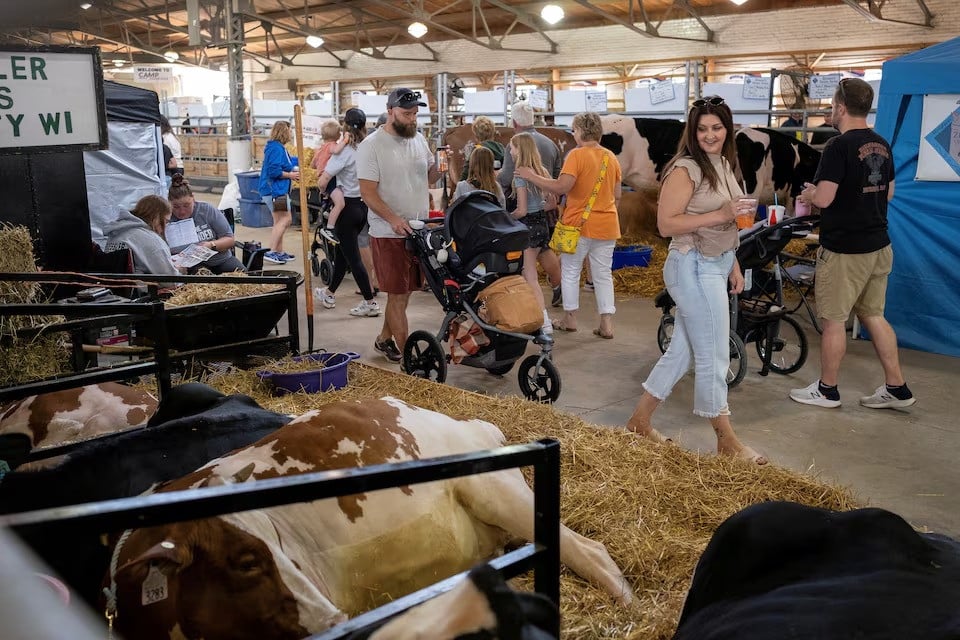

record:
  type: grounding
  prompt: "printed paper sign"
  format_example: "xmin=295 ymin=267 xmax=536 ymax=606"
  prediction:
xmin=300 ymin=114 xmax=327 ymax=149
xmin=649 ymin=81 xmax=676 ymax=106
xmin=742 ymin=76 xmax=771 ymax=101
xmin=918 ymin=94 xmax=960 ymax=181
xmin=0 ymin=47 xmax=107 ymax=152
xmin=133 ymin=66 xmax=172 ymax=83
xmin=528 ymin=88 xmax=548 ymax=110
xmin=585 ymin=90 xmax=607 ymax=112
xmin=808 ymin=74 xmax=842 ymax=100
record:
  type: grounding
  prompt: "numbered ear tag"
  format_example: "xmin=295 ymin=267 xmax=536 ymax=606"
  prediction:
xmin=141 ymin=565 xmax=169 ymax=606
xmin=743 ymin=268 xmax=753 ymax=292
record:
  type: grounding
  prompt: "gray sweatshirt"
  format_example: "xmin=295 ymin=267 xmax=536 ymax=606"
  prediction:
xmin=103 ymin=211 xmax=179 ymax=276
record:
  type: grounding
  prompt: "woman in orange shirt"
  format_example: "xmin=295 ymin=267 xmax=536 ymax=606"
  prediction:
xmin=516 ymin=111 xmax=621 ymax=338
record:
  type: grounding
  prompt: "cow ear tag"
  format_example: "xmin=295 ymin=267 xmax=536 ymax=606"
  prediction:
xmin=141 ymin=564 xmax=169 ymax=606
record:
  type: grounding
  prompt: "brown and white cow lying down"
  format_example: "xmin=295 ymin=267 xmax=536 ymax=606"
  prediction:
xmin=105 ymin=397 xmax=633 ymax=640
xmin=0 ymin=382 xmax=157 ymax=452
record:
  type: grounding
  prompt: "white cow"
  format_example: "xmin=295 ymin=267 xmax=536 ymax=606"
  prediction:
xmin=104 ymin=397 xmax=633 ymax=640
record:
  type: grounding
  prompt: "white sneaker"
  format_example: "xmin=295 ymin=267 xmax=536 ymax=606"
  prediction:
xmin=315 ymin=287 xmax=335 ymax=309
xmin=349 ymin=299 xmax=381 ymax=317
xmin=789 ymin=380 xmax=841 ymax=408
xmin=860 ymin=386 xmax=917 ymax=409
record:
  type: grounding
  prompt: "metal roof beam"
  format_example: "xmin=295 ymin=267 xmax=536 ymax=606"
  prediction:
xmin=569 ymin=0 xmax=713 ymax=42
xmin=839 ymin=0 xmax=933 ymax=27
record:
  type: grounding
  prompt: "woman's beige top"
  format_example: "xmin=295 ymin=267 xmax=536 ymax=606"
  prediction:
xmin=666 ymin=154 xmax=742 ymax=257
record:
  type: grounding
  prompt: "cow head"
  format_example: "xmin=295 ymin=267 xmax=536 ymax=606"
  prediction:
xmin=108 ymin=517 xmax=346 ymax=640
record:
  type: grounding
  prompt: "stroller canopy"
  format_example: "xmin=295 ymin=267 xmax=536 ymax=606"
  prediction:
xmin=445 ymin=190 xmax=529 ymax=265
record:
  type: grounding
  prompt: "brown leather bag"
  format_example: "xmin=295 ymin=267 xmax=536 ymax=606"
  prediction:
xmin=477 ymin=275 xmax=544 ymax=334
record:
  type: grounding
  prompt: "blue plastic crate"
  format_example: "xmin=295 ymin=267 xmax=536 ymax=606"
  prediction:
xmin=239 ymin=197 xmax=272 ymax=228
xmin=235 ymin=171 xmax=262 ymax=201
xmin=612 ymin=244 xmax=653 ymax=270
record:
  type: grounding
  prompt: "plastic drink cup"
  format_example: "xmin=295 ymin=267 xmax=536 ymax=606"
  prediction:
xmin=767 ymin=205 xmax=786 ymax=226
xmin=735 ymin=197 xmax=758 ymax=230
xmin=794 ymin=199 xmax=811 ymax=217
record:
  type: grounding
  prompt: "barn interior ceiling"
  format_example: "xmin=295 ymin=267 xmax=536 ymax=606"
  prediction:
xmin=0 ymin=0 xmax=935 ymax=71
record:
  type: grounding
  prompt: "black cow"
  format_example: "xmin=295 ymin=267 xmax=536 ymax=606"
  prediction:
xmin=734 ymin=128 xmax=821 ymax=212
xmin=0 ymin=382 xmax=291 ymax=606
xmin=674 ymin=501 xmax=960 ymax=640
xmin=599 ymin=115 xmax=685 ymax=188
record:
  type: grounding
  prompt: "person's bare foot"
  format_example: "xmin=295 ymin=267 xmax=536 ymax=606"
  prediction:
xmin=626 ymin=424 xmax=673 ymax=444
xmin=719 ymin=444 xmax=768 ymax=466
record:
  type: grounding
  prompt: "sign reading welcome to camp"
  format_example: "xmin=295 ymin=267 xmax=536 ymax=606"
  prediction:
xmin=0 ymin=46 xmax=108 ymax=154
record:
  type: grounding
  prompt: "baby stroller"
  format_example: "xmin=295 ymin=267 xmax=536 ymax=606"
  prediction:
xmin=309 ymin=193 xmax=351 ymax=285
xmin=404 ymin=190 xmax=561 ymax=403
xmin=654 ymin=215 xmax=820 ymax=388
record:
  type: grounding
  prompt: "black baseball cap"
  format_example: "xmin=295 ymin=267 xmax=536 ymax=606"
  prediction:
xmin=386 ymin=88 xmax=426 ymax=109
xmin=344 ymin=108 xmax=366 ymax=128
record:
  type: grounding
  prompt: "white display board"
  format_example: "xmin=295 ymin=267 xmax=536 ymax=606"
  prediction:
xmin=624 ymin=83 xmax=688 ymax=119
xmin=464 ymin=90 xmax=506 ymax=124
xmin=304 ymin=99 xmax=333 ymax=116
xmin=917 ymin=94 xmax=960 ymax=182
xmin=0 ymin=48 xmax=107 ymax=152
xmin=554 ymin=89 xmax=587 ymax=126
xmin=357 ymin=93 xmax=431 ymax=125
xmin=702 ymin=82 xmax=768 ymax=126
xmin=867 ymin=79 xmax=881 ymax=127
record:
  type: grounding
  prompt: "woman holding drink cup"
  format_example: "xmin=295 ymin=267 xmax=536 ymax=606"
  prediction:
xmin=623 ymin=96 xmax=767 ymax=465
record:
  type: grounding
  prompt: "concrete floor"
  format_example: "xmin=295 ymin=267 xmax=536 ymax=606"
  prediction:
xmin=210 ymin=194 xmax=959 ymax=538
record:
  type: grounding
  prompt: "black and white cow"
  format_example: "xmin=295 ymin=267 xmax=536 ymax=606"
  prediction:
xmin=674 ymin=501 xmax=960 ymax=640
xmin=734 ymin=127 xmax=821 ymax=213
xmin=599 ymin=114 xmax=685 ymax=188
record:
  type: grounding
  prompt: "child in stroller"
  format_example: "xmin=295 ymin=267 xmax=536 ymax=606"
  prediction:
xmin=404 ymin=190 xmax=562 ymax=403
xmin=655 ymin=215 xmax=820 ymax=387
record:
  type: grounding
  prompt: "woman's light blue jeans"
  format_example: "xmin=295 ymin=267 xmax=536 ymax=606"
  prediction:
xmin=643 ymin=248 xmax=735 ymax=418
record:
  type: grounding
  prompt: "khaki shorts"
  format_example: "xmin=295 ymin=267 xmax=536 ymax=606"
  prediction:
xmin=815 ymin=245 xmax=893 ymax=322
xmin=371 ymin=237 xmax=423 ymax=294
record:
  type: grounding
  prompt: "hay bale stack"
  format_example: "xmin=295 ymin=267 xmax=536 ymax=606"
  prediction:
xmin=200 ymin=362 xmax=858 ymax=639
xmin=0 ymin=224 xmax=67 ymax=386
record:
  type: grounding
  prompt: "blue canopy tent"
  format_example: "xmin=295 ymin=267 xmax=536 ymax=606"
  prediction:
xmin=875 ymin=37 xmax=960 ymax=358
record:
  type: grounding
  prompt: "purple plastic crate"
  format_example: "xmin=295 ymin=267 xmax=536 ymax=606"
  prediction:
xmin=611 ymin=245 xmax=653 ymax=270
xmin=257 ymin=352 xmax=360 ymax=395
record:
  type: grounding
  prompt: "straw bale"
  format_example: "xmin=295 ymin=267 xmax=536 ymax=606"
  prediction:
xmin=187 ymin=361 xmax=858 ymax=639
xmin=164 ymin=279 xmax=284 ymax=307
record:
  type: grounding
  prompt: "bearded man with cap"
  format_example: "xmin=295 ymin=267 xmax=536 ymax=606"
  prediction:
xmin=357 ymin=88 xmax=441 ymax=363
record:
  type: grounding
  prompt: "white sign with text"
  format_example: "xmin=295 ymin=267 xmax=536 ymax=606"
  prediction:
xmin=585 ymin=90 xmax=608 ymax=112
xmin=528 ymin=88 xmax=548 ymax=110
xmin=649 ymin=80 xmax=676 ymax=106
xmin=742 ymin=76 xmax=771 ymax=101
xmin=0 ymin=49 xmax=104 ymax=150
xmin=809 ymin=73 xmax=842 ymax=100
xmin=133 ymin=66 xmax=172 ymax=83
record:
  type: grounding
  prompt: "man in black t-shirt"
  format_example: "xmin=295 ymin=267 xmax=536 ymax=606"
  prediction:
xmin=789 ymin=78 xmax=916 ymax=411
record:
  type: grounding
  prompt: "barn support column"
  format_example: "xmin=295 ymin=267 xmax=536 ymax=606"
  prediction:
xmin=225 ymin=0 xmax=251 ymax=179
xmin=330 ymin=80 xmax=340 ymax=119
xmin=502 ymin=70 xmax=516 ymax=124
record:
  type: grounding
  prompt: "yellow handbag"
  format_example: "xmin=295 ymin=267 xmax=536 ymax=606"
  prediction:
xmin=548 ymin=152 xmax=610 ymax=254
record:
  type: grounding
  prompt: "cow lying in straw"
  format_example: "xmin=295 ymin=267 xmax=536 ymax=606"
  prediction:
xmin=103 ymin=397 xmax=633 ymax=639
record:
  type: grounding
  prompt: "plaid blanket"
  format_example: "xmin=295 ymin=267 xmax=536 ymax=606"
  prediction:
xmin=448 ymin=313 xmax=490 ymax=364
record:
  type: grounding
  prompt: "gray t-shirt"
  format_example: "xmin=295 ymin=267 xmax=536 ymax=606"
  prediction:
xmin=324 ymin=145 xmax=360 ymax=197
xmin=498 ymin=127 xmax=564 ymax=191
xmin=166 ymin=201 xmax=235 ymax=268
xmin=356 ymin=130 xmax=434 ymax=239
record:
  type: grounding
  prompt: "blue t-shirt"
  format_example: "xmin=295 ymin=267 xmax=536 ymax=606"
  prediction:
xmin=512 ymin=176 xmax=544 ymax=213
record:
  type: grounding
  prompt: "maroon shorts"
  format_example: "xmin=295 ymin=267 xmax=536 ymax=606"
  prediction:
xmin=371 ymin=237 xmax=423 ymax=294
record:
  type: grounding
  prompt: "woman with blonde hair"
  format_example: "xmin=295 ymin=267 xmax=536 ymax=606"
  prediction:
xmin=460 ymin=116 xmax=505 ymax=180
xmin=516 ymin=111 xmax=621 ymax=339
xmin=508 ymin=132 xmax=554 ymax=333
xmin=258 ymin=120 xmax=300 ymax=264
xmin=453 ymin=146 xmax=505 ymax=207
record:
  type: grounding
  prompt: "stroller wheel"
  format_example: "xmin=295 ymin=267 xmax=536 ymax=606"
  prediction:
xmin=486 ymin=362 xmax=515 ymax=376
xmin=727 ymin=332 xmax=748 ymax=388
xmin=310 ymin=253 xmax=320 ymax=277
xmin=657 ymin=315 xmax=675 ymax=354
xmin=756 ymin=315 xmax=807 ymax=375
xmin=319 ymin=258 xmax=333 ymax=285
xmin=518 ymin=355 xmax=561 ymax=404
xmin=402 ymin=330 xmax=447 ymax=383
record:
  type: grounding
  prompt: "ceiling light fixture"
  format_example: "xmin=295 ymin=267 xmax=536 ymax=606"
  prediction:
xmin=729 ymin=0 xmax=748 ymax=5
xmin=407 ymin=21 xmax=428 ymax=39
xmin=112 ymin=59 xmax=124 ymax=67
xmin=80 ymin=2 xmax=92 ymax=9
xmin=163 ymin=51 xmax=179 ymax=62
xmin=540 ymin=4 xmax=564 ymax=25
xmin=306 ymin=35 xmax=324 ymax=48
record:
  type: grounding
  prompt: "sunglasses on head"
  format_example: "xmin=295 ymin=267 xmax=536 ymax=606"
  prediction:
xmin=692 ymin=97 xmax=725 ymax=108
xmin=393 ymin=91 xmax=422 ymax=104
xmin=837 ymin=78 xmax=850 ymax=105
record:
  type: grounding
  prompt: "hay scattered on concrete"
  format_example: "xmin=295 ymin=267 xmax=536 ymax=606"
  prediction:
xmin=613 ymin=233 xmax=668 ymax=299
xmin=0 ymin=224 xmax=68 ymax=386
xmin=186 ymin=361 xmax=858 ymax=639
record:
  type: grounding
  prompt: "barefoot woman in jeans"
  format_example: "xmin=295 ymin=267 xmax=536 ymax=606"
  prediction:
xmin=624 ymin=97 xmax=767 ymax=465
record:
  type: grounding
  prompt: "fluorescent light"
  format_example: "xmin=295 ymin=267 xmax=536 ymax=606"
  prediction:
xmin=306 ymin=35 xmax=324 ymax=48
xmin=729 ymin=0 xmax=748 ymax=5
xmin=540 ymin=4 xmax=564 ymax=24
xmin=112 ymin=59 xmax=124 ymax=67
xmin=80 ymin=2 xmax=92 ymax=9
xmin=163 ymin=51 xmax=179 ymax=62
xmin=407 ymin=21 xmax=428 ymax=38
